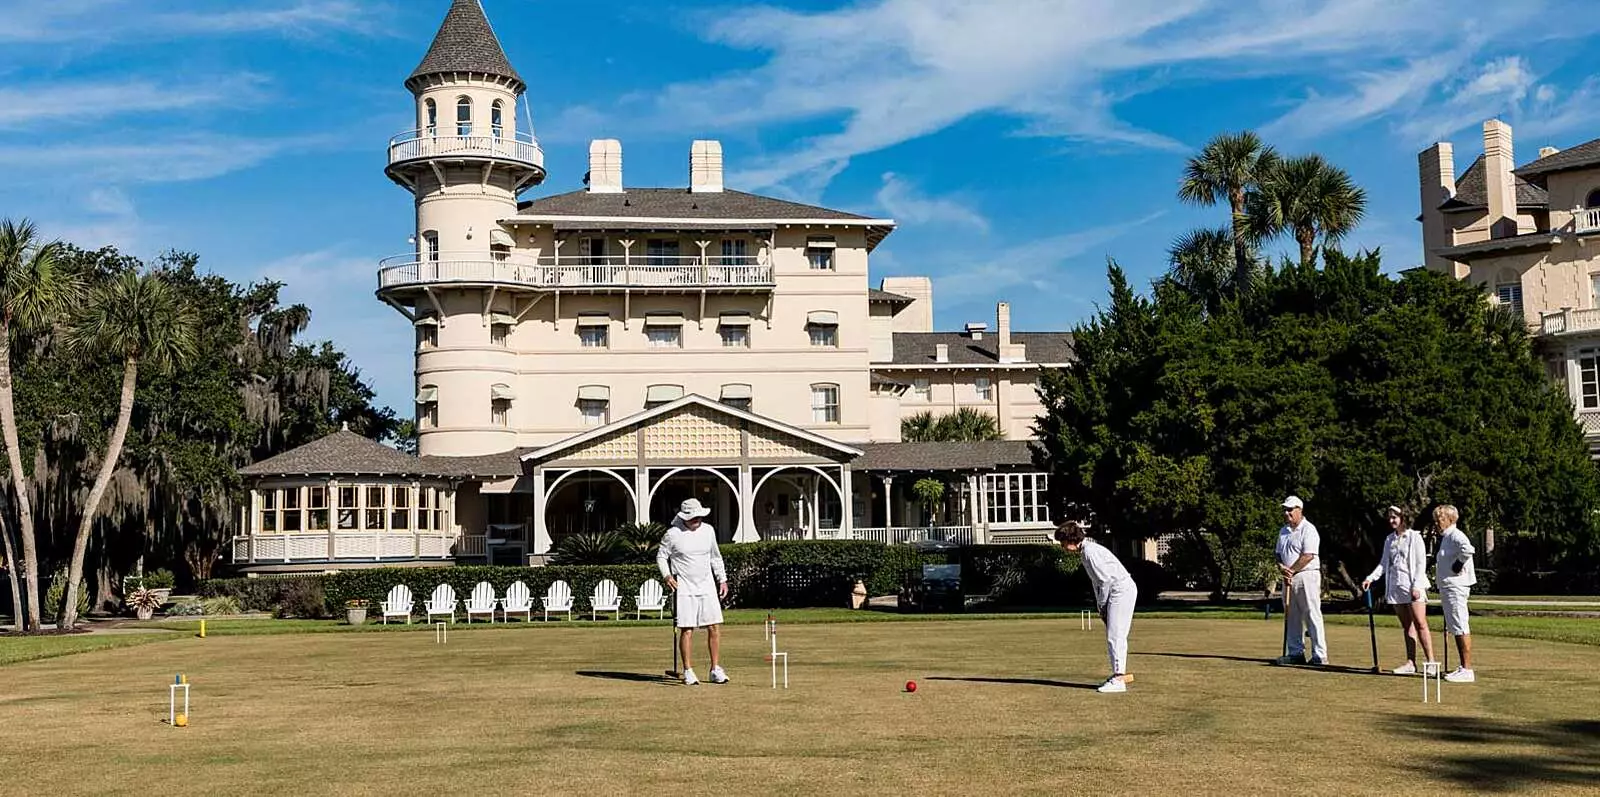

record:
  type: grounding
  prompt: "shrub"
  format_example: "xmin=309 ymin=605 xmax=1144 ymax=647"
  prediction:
xmin=199 ymin=575 xmax=324 ymax=613
xmin=613 ymin=522 xmax=668 ymax=564
xmin=125 ymin=587 xmax=166 ymax=614
xmin=275 ymin=579 xmax=327 ymax=619
xmin=719 ymin=540 xmax=940 ymax=608
xmin=200 ymin=596 xmax=242 ymax=615
xmin=143 ymin=569 xmax=175 ymax=590
xmin=959 ymin=545 xmax=1086 ymax=607
xmin=551 ymin=532 xmax=629 ymax=565
xmin=167 ymin=600 xmax=205 ymax=617
xmin=45 ymin=569 xmax=90 ymax=621
xmin=322 ymin=565 xmax=663 ymax=615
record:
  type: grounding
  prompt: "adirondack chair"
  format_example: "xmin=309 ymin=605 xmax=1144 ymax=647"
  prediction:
xmin=464 ymin=581 xmax=497 ymax=623
xmin=501 ymin=581 xmax=533 ymax=622
xmin=381 ymin=585 xmax=414 ymax=624
xmin=590 ymin=579 xmax=622 ymax=620
xmin=635 ymin=579 xmax=666 ymax=619
xmin=542 ymin=580 xmax=573 ymax=621
xmin=425 ymin=583 xmax=457 ymax=624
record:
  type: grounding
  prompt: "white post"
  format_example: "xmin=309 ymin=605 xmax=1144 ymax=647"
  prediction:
xmin=532 ymin=468 xmax=551 ymax=556
xmin=841 ymin=466 xmax=854 ymax=539
xmin=968 ymin=474 xmax=985 ymax=544
xmin=736 ymin=465 xmax=757 ymax=543
xmin=881 ymin=476 xmax=895 ymax=529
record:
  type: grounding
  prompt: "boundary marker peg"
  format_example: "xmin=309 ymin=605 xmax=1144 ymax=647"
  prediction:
xmin=767 ymin=616 xmax=788 ymax=689
xmin=434 ymin=621 xmax=448 ymax=644
xmin=1079 ymin=610 xmax=1092 ymax=631
xmin=169 ymin=674 xmax=190 ymax=727
xmin=1421 ymin=660 xmax=1442 ymax=703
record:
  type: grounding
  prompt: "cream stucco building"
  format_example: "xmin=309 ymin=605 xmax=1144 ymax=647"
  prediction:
xmin=231 ymin=0 xmax=1071 ymax=572
xmin=1419 ymin=118 xmax=1600 ymax=452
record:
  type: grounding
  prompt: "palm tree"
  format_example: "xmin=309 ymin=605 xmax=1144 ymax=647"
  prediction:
xmin=1167 ymin=227 xmax=1239 ymax=304
xmin=934 ymin=407 xmax=1004 ymax=441
xmin=1178 ymin=131 xmax=1279 ymax=290
xmin=900 ymin=411 xmax=938 ymax=442
xmin=58 ymin=269 xmax=196 ymax=629
xmin=0 ymin=219 xmax=76 ymax=631
xmin=1252 ymin=154 xmax=1368 ymax=268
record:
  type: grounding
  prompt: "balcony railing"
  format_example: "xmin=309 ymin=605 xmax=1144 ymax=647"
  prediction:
xmin=1578 ymin=208 xmax=1600 ymax=235
xmin=230 ymin=532 xmax=458 ymax=563
xmin=378 ymin=252 xmax=774 ymax=291
xmin=841 ymin=526 xmax=977 ymax=545
xmin=1540 ymin=307 xmax=1600 ymax=336
xmin=388 ymin=129 xmax=545 ymax=171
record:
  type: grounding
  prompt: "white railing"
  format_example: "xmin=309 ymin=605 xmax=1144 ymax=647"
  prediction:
xmin=1540 ymin=307 xmax=1600 ymax=336
xmin=456 ymin=535 xmax=486 ymax=557
xmin=388 ymin=129 xmax=544 ymax=170
xmin=1577 ymin=208 xmax=1600 ymax=234
xmin=853 ymin=526 xmax=976 ymax=545
xmin=230 ymin=532 xmax=458 ymax=563
xmin=377 ymin=251 xmax=773 ymax=291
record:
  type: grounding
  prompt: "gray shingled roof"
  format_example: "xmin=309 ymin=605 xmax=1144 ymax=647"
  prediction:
xmin=1434 ymin=231 xmax=1560 ymax=260
xmin=408 ymin=0 xmax=524 ymax=92
xmin=239 ymin=430 xmax=527 ymax=479
xmin=870 ymin=288 xmax=913 ymax=304
xmin=518 ymin=188 xmax=877 ymax=221
xmin=854 ymin=441 xmax=1039 ymax=472
xmin=1441 ymin=155 xmax=1548 ymax=211
xmin=879 ymin=332 xmax=1075 ymax=366
xmin=1514 ymin=137 xmax=1600 ymax=180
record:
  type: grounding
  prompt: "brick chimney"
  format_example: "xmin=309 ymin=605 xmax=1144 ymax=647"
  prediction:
xmin=588 ymin=139 xmax=622 ymax=193
xmin=997 ymin=301 xmax=1026 ymax=363
xmin=1418 ymin=142 xmax=1456 ymax=273
xmin=1482 ymin=119 xmax=1517 ymax=238
xmin=690 ymin=140 xmax=723 ymax=193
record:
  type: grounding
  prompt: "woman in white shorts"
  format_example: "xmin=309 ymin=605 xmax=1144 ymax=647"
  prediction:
xmin=1361 ymin=505 xmax=1434 ymax=673
xmin=1433 ymin=504 xmax=1476 ymax=683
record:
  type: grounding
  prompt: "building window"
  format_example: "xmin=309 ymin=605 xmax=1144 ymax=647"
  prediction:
xmin=456 ymin=96 xmax=472 ymax=136
xmin=579 ymin=325 xmax=609 ymax=348
xmin=1495 ymin=282 xmax=1523 ymax=315
xmin=259 ymin=488 xmax=278 ymax=532
xmin=365 ymin=486 xmax=387 ymax=531
xmin=975 ymin=377 xmax=993 ymax=400
xmin=721 ymin=325 xmax=750 ymax=348
xmin=579 ymin=399 xmax=609 ymax=427
xmin=913 ymin=378 xmax=931 ymax=401
xmin=417 ymin=488 xmax=433 ymax=531
xmin=416 ymin=322 xmax=437 ymax=350
xmin=490 ymin=323 xmax=510 ymax=347
xmin=721 ymin=384 xmax=753 ymax=412
xmin=337 ymin=485 xmax=358 ymax=530
xmin=646 ymin=238 xmax=680 ymax=266
xmin=391 ymin=486 xmax=412 ymax=531
xmin=491 ymin=399 xmax=510 ymax=427
xmin=984 ymin=473 xmax=1051 ymax=525
xmin=811 ymin=383 xmax=840 ymax=423
xmin=807 ymin=246 xmax=834 ymax=271
xmin=1581 ymin=350 xmax=1600 ymax=410
xmin=308 ymin=485 xmax=328 ymax=531
xmin=416 ymin=385 xmax=438 ymax=429
xmin=720 ymin=238 xmax=747 ymax=265
xmin=647 ymin=327 xmax=681 ymax=348
xmin=491 ymin=100 xmax=504 ymax=138
xmin=582 ymin=237 xmax=607 ymax=265
xmin=424 ymin=99 xmax=437 ymax=136
xmin=808 ymin=323 xmax=838 ymax=347
xmin=645 ymin=384 xmax=684 ymax=409
xmin=722 ymin=397 xmax=752 ymax=412
xmin=1587 ymin=189 xmax=1600 ymax=208
xmin=422 ymin=231 xmax=439 ymax=262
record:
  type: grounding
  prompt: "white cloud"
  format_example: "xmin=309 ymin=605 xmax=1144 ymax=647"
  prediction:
xmin=0 ymin=0 xmax=384 ymax=43
xmin=0 ymin=76 xmax=269 ymax=128
xmin=0 ymin=135 xmax=317 ymax=184
xmin=1262 ymin=53 xmax=1465 ymax=141
xmin=1392 ymin=56 xmax=1542 ymax=144
xmin=41 ymin=187 xmax=146 ymax=252
xmin=927 ymin=210 xmax=1164 ymax=298
xmin=875 ymin=173 xmax=989 ymax=232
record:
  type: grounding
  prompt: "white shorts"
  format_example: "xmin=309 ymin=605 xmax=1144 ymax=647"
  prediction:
xmin=675 ymin=592 xmax=724 ymax=629
xmin=1441 ymin=584 xmax=1470 ymax=635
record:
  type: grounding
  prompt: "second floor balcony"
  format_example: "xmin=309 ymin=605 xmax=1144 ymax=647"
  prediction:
xmin=377 ymin=252 xmax=775 ymax=293
xmin=387 ymin=128 xmax=545 ymax=173
xmin=1578 ymin=208 xmax=1600 ymax=235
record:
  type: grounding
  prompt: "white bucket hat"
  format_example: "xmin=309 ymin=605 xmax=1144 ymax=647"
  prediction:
xmin=676 ymin=498 xmax=712 ymax=522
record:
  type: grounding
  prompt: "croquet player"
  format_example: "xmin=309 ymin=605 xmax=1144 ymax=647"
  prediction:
xmin=1433 ymin=504 xmax=1476 ymax=683
xmin=657 ymin=497 xmax=729 ymax=685
xmin=1054 ymin=520 xmax=1137 ymax=694
xmin=1361 ymin=505 xmax=1435 ymax=673
xmin=1275 ymin=495 xmax=1327 ymax=665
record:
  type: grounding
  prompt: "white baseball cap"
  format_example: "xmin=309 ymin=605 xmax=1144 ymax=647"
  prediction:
xmin=1282 ymin=495 xmax=1304 ymax=509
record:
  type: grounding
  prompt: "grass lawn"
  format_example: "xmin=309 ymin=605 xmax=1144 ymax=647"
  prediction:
xmin=3 ymin=616 xmax=1598 ymax=794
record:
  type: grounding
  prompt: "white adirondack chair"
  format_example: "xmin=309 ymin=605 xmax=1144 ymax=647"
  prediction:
xmin=381 ymin=585 xmax=414 ymax=624
xmin=425 ymin=583 xmax=457 ymax=623
xmin=635 ymin=579 xmax=666 ymax=619
xmin=464 ymin=581 xmax=497 ymax=623
xmin=501 ymin=581 xmax=533 ymax=622
xmin=542 ymin=580 xmax=573 ymax=621
xmin=590 ymin=579 xmax=622 ymax=620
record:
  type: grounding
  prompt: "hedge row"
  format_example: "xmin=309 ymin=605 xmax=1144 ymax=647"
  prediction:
xmin=199 ymin=575 xmax=328 ymax=614
xmin=323 ymin=565 xmax=662 ymax=616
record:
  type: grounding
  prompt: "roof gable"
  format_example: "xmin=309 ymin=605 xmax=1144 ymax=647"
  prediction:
xmin=1442 ymin=155 xmax=1548 ymax=211
xmin=408 ymin=0 xmax=524 ymax=91
xmin=240 ymin=430 xmax=427 ymax=477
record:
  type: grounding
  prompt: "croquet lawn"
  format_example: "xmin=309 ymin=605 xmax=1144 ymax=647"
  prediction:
xmin=3 ymin=617 xmax=1597 ymax=795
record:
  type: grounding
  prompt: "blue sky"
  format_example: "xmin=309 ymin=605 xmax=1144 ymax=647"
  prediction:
xmin=4 ymin=0 xmax=1600 ymax=414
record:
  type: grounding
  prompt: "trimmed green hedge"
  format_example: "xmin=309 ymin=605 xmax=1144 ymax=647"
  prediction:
xmin=199 ymin=575 xmax=327 ymax=613
xmin=322 ymin=565 xmax=662 ymax=615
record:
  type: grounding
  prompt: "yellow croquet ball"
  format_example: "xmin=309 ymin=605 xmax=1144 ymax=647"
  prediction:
xmin=174 ymin=713 xmax=188 ymax=727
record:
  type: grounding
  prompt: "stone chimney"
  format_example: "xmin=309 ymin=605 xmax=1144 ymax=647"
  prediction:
xmin=934 ymin=343 xmax=949 ymax=363
xmin=690 ymin=140 xmax=723 ymax=193
xmin=881 ymin=276 xmax=933 ymax=332
xmin=1540 ymin=146 xmax=1560 ymax=159
xmin=588 ymin=139 xmax=622 ymax=193
xmin=1418 ymin=142 xmax=1456 ymax=274
xmin=997 ymin=301 xmax=1026 ymax=363
xmin=1482 ymin=119 xmax=1517 ymax=238
xmin=964 ymin=322 xmax=987 ymax=340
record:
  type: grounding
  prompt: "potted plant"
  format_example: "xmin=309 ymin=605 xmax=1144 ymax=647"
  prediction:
xmin=345 ymin=599 xmax=370 ymax=626
xmin=126 ymin=587 xmax=164 ymax=621
xmin=143 ymin=569 xmax=175 ymax=603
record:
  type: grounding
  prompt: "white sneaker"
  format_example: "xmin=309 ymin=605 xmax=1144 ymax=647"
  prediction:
xmin=1391 ymin=661 xmax=1416 ymax=675
xmin=1096 ymin=676 xmax=1127 ymax=693
xmin=1444 ymin=668 xmax=1475 ymax=683
xmin=682 ymin=668 xmax=699 ymax=686
xmin=710 ymin=666 xmax=729 ymax=684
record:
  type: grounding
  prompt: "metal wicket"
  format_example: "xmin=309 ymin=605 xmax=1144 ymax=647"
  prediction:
xmin=1421 ymin=660 xmax=1442 ymax=702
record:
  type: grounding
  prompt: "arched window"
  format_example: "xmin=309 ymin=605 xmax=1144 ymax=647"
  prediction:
xmin=1586 ymin=188 xmax=1600 ymax=209
xmin=491 ymin=100 xmax=504 ymax=139
xmin=424 ymin=99 xmax=437 ymax=136
xmin=456 ymin=96 xmax=472 ymax=136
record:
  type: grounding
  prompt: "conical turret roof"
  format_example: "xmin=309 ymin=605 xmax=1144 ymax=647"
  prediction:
xmin=407 ymin=0 xmax=524 ymax=93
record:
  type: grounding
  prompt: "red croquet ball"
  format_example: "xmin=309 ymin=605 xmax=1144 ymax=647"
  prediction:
xmin=905 ymin=680 xmax=917 ymax=693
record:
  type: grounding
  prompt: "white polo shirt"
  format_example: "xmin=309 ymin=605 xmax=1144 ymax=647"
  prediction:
xmin=1276 ymin=518 xmax=1321 ymax=571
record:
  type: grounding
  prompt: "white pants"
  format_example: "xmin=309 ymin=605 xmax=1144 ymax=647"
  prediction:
xmin=1441 ymin=584 xmax=1471 ymax=635
xmin=1103 ymin=582 xmax=1137 ymax=675
xmin=1286 ymin=570 xmax=1327 ymax=662
xmin=674 ymin=592 xmax=723 ymax=629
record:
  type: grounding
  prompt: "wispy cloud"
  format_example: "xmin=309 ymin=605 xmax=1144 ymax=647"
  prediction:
xmin=1262 ymin=53 xmax=1466 ymax=142
xmin=1392 ymin=56 xmax=1541 ymax=144
xmin=0 ymin=0 xmax=386 ymax=43
xmin=929 ymin=210 xmax=1164 ymax=298
xmin=875 ymin=173 xmax=989 ymax=232
xmin=0 ymin=76 xmax=270 ymax=128
xmin=0 ymin=135 xmax=314 ymax=184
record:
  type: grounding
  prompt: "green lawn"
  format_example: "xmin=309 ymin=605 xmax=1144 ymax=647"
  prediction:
xmin=4 ymin=616 xmax=1598 ymax=794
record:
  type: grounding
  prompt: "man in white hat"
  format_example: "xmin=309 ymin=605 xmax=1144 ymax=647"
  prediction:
xmin=656 ymin=497 xmax=729 ymax=685
xmin=1275 ymin=495 xmax=1327 ymax=665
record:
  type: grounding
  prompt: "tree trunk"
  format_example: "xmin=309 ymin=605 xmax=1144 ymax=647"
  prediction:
xmin=2 ymin=510 xmax=21 ymax=630
xmin=60 ymin=358 xmax=138 ymax=630
xmin=0 ymin=329 xmax=42 ymax=631
xmin=1296 ymin=226 xmax=1316 ymax=269
xmin=1229 ymin=193 xmax=1250 ymax=291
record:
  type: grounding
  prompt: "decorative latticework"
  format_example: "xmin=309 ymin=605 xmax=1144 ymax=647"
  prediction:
xmin=644 ymin=405 xmax=741 ymax=459
xmin=563 ymin=429 xmax=638 ymax=462
xmin=749 ymin=425 xmax=831 ymax=460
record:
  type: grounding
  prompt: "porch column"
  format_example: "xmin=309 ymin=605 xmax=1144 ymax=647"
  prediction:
xmin=736 ymin=465 xmax=757 ymax=543
xmin=634 ymin=466 xmax=650 ymax=526
xmin=880 ymin=475 xmax=895 ymax=528
xmin=532 ymin=467 xmax=551 ymax=555
xmin=840 ymin=465 xmax=854 ymax=537
xmin=968 ymin=474 xmax=985 ymax=544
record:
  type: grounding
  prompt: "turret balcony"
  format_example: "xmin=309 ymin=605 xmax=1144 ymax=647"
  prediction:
xmin=386 ymin=128 xmax=545 ymax=173
xmin=376 ymin=253 xmax=775 ymax=294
